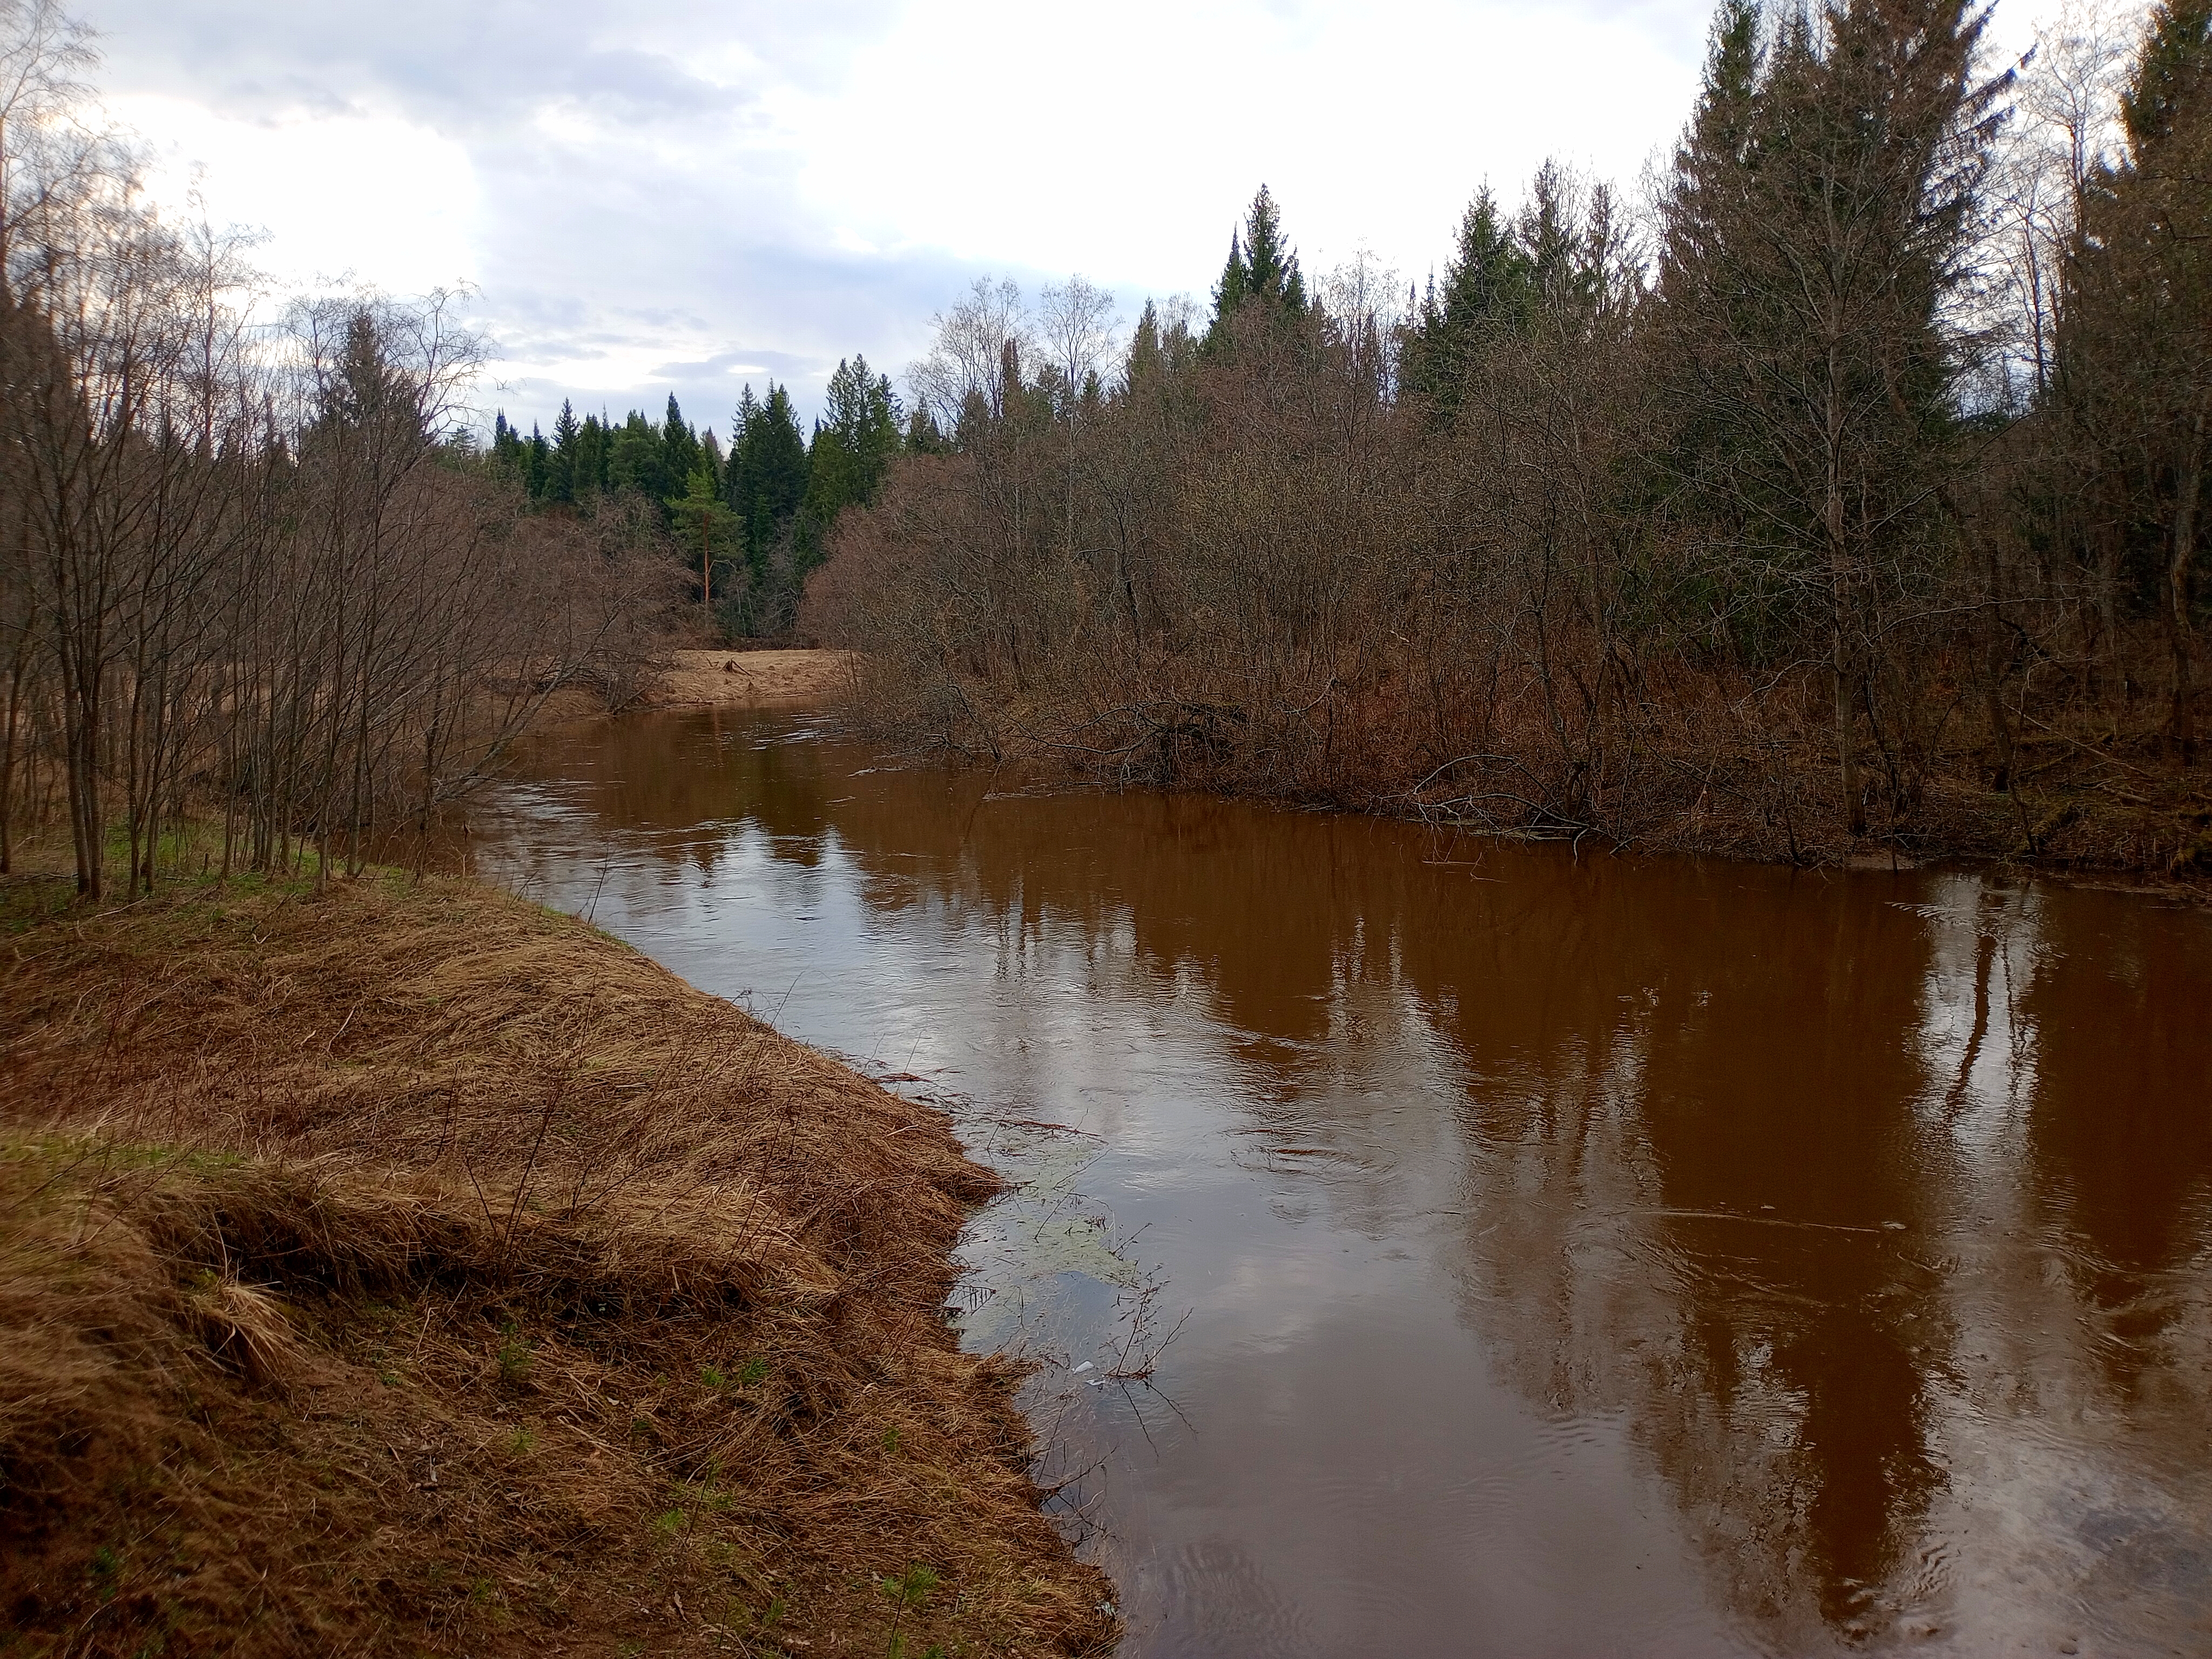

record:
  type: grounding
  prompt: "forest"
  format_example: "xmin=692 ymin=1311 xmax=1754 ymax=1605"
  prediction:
xmin=803 ymin=0 xmax=2212 ymax=871
xmin=485 ymin=349 xmax=905 ymax=639
xmin=0 ymin=0 xmax=706 ymax=901
xmin=0 ymin=0 xmax=932 ymax=902
xmin=7 ymin=0 xmax=2211 ymax=893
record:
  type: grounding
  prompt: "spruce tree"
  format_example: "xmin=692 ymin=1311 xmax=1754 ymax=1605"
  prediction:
xmin=525 ymin=424 xmax=550 ymax=502
xmin=1403 ymin=185 xmax=1535 ymax=415
xmin=2063 ymin=0 xmax=2212 ymax=758
xmin=1212 ymin=232 xmax=1249 ymax=327
xmin=2122 ymin=0 xmax=2212 ymax=154
xmin=906 ymin=406 xmax=949 ymax=454
xmin=663 ymin=395 xmax=704 ymax=494
xmin=607 ymin=409 xmax=666 ymax=500
xmin=724 ymin=382 xmax=811 ymax=632
xmin=804 ymin=356 xmax=901 ymax=523
xmin=1519 ymin=161 xmax=1591 ymax=315
xmin=547 ymin=400 xmax=579 ymax=504
xmin=1662 ymin=0 xmax=1763 ymax=293
xmin=1204 ymin=186 xmax=1307 ymax=353
xmin=1242 ymin=186 xmax=1304 ymax=311
xmin=574 ymin=412 xmax=609 ymax=499
xmin=490 ymin=412 xmax=527 ymax=483
xmin=1127 ymin=300 xmax=1164 ymax=386
xmin=1655 ymin=0 xmax=2006 ymax=830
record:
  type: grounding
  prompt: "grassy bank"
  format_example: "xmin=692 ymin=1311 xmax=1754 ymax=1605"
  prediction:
xmin=0 ymin=871 xmax=1115 ymax=1656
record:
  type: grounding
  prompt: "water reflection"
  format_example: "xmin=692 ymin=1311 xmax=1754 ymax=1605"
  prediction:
xmin=478 ymin=708 xmax=2212 ymax=1657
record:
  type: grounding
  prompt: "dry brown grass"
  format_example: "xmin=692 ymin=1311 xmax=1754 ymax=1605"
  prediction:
xmin=0 ymin=871 xmax=1115 ymax=1656
xmin=653 ymin=651 xmax=859 ymax=711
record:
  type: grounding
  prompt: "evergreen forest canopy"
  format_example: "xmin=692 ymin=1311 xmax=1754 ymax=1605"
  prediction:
xmin=802 ymin=0 xmax=2212 ymax=871
xmin=486 ymin=352 xmax=903 ymax=639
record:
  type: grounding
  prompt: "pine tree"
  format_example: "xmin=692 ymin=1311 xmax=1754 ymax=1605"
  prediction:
xmin=671 ymin=464 xmax=738 ymax=613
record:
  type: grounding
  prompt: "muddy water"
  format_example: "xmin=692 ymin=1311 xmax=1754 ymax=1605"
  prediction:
xmin=476 ymin=706 xmax=2212 ymax=1658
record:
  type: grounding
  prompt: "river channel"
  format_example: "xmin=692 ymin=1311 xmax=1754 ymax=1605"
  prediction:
xmin=475 ymin=704 xmax=2211 ymax=1658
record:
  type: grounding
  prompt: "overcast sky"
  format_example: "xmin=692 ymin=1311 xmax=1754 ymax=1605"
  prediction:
xmin=90 ymin=0 xmax=2066 ymax=440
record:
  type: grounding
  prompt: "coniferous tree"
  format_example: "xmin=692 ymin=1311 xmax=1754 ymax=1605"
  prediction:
xmin=803 ymin=356 xmax=901 ymax=526
xmin=906 ymin=405 xmax=949 ymax=454
xmin=1127 ymin=300 xmax=1165 ymax=387
xmin=525 ymin=424 xmax=550 ymax=502
xmin=724 ymin=385 xmax=760 ymax=495
xmin=490 ymin=412 xmax=527 ymax=484
xmin=663 ymin=394 xmax=704 ymax=493
xmin=724 ymin=382 xmax=812 ymax=632
xmin=1212 ymin=232 xmax=1249 ymax=331
xmin=1240 ymin=185 xmax=1303 ymax=311
xmin=607 ymin=409 xmax=666 ymax=501
xmin=671 ymin=464 xmax=738 ymax=612
xmin=2122 ymin=0 xmax=2212 ymax=149
xmin=1402 ymin=185 xmax=1535 ymax=416
xmin=573 ymin=412 xmax=609 ymax=498
xmin=547 ymin=400 xmax=580 ymax=504
xmin=1519 ymin=161 xmax=1597 ymax=315
xmin=1204 ymin=186 xmax=1307 ymax=352
xmin=2062 ymin=0 xmax=2212 ymax=758
xmin=1655 ymin=0 xmax=2007 ymax=832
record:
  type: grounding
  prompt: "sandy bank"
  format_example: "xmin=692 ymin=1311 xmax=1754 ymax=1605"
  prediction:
xmin=0 ymin=872 xmax=1113 ymax=1656
xmin=655 ymin=649 xmax=859 ymax=710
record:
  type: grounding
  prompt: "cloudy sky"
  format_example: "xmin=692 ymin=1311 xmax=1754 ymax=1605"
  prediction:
xmin=90 ymin=0 xmax=2063 ymax=440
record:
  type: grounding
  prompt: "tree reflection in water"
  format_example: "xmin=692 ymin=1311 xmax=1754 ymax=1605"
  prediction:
xmin=478 ymin=708 xmax=2211 ymax=1656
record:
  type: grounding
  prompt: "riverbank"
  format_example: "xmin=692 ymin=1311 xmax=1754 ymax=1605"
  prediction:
xmin=0 ymin=870 xmax=1115 ymax=1656
xmin=815 ymin=657 xmax=2210 ymax=892
xmin=653 ymin=649 xmax=860 ymax=710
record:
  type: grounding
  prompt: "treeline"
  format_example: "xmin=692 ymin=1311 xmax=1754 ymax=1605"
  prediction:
xmin=488 ymin=355 xmax=908 ymax=638
xmin=807 ymin=0 xmax=2212 ymax=871
xmin=0 ymin=0 xmax=672 ymax=899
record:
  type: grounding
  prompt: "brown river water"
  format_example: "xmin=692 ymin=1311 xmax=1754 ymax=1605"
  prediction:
xmin=476 ymin=705 xmax=2211 ymax=1658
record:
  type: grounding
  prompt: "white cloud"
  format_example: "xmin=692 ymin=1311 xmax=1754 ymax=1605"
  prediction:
xmin=82 ymin=0 xmax=2137 ymax=431
xmin=117 ymin=93 xmax=481 ymax=294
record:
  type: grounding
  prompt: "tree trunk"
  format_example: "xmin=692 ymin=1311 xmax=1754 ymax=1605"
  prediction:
xmin=1833 ymin=626 xmax=1863 ymax=837
xmin=0 ymin=650 xmax=25 ymax=874
xmin=2169 ymin=415 xmax=2202 ymax=766
xmin=1825 ymin=398 xmax=1864 ymax=838
xmin=1984 ymin=643 xmax=2016 ymax=793
xmin=64 ymin=669 xmax=102 ymax=899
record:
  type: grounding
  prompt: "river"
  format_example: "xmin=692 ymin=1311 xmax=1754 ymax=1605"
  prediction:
xmin=475 ymin=704 xmax=2211 ymax=1658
